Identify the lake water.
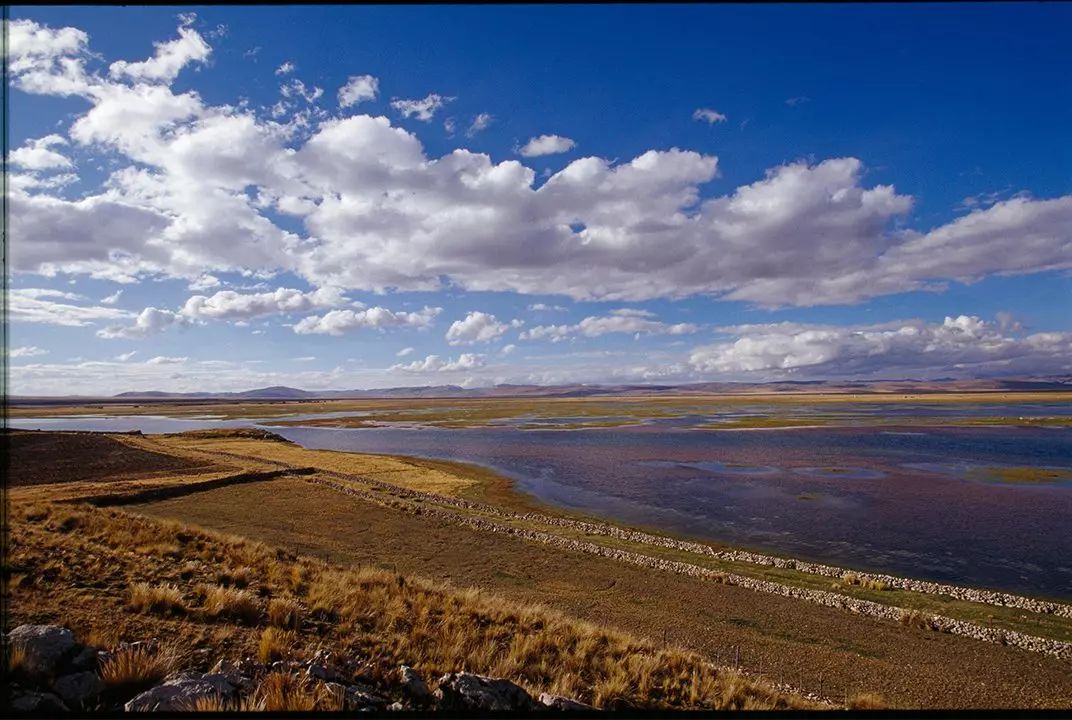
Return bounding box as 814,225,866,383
12,411,1072,599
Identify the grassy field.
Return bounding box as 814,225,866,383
7,499,815,710
89,430,1072,645
8,428,1072,709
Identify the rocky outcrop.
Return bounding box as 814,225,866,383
8,624,77,678
398,664,432,704
540,692,600,710
52,671,105,708
10,690,70,713
6,624,596,713
125,671,239,712
434,672,538,711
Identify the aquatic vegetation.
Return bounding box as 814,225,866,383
968,467,1072,484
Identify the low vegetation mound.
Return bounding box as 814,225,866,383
5,431,204,486
165,428,293,443
7,499,819,711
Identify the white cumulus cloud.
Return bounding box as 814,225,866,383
688,316,1072,378
521,314,699,342
445,311,520,345
180,286,346,321
390,93,452,121
517,134,575,157
292,306,442,335
390,353,486,373
97,307,185,339
9,134,73,170
338,74,379,107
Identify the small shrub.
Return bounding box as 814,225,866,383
56,514,83,533
129,582,186,616
841,573,861,586
201,585,261,624
257,627,294,664
899,610,931,630
217,566,254,588
100,644,176,694
255,672,318,711
267,597,302,629
847,692,886,709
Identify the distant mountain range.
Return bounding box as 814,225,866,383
9,376,1069,404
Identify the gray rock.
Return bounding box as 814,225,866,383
67,644,100,672
306,663,340,682
8,625,76,679
53,671,105,707
10,690,70,713
124,671,237,712
539,692,600,711
348,685,389,710
434,672,536,711
399,665,431,703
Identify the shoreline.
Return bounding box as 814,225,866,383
9,426,1072,608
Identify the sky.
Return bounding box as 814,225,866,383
6,4,1072,395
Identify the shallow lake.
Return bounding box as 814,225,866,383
12,412,1072,599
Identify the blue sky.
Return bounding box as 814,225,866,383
7,5,1071,394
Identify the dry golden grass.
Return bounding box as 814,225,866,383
99,643,177,694
7,498,815,710
847,692,887,709
267,597,302,629
162,435,476,497
257,627,295,664
216,566,254,588
842,574,887,592
200,585,261,625
7,641,29,680
128,582,187,616
256,672,320,711
899,610,933,631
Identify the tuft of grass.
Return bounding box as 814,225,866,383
217,566,254,588
900,610,933,631
7,641,30,680
201,584,261,625
842,574,887,592
847,692,887,709
99,643,176,695
257,627,294,664
128,582,187,616
267,597,302,629
86,624,122,650
255,672,319,711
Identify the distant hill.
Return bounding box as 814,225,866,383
8,375,1072,405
